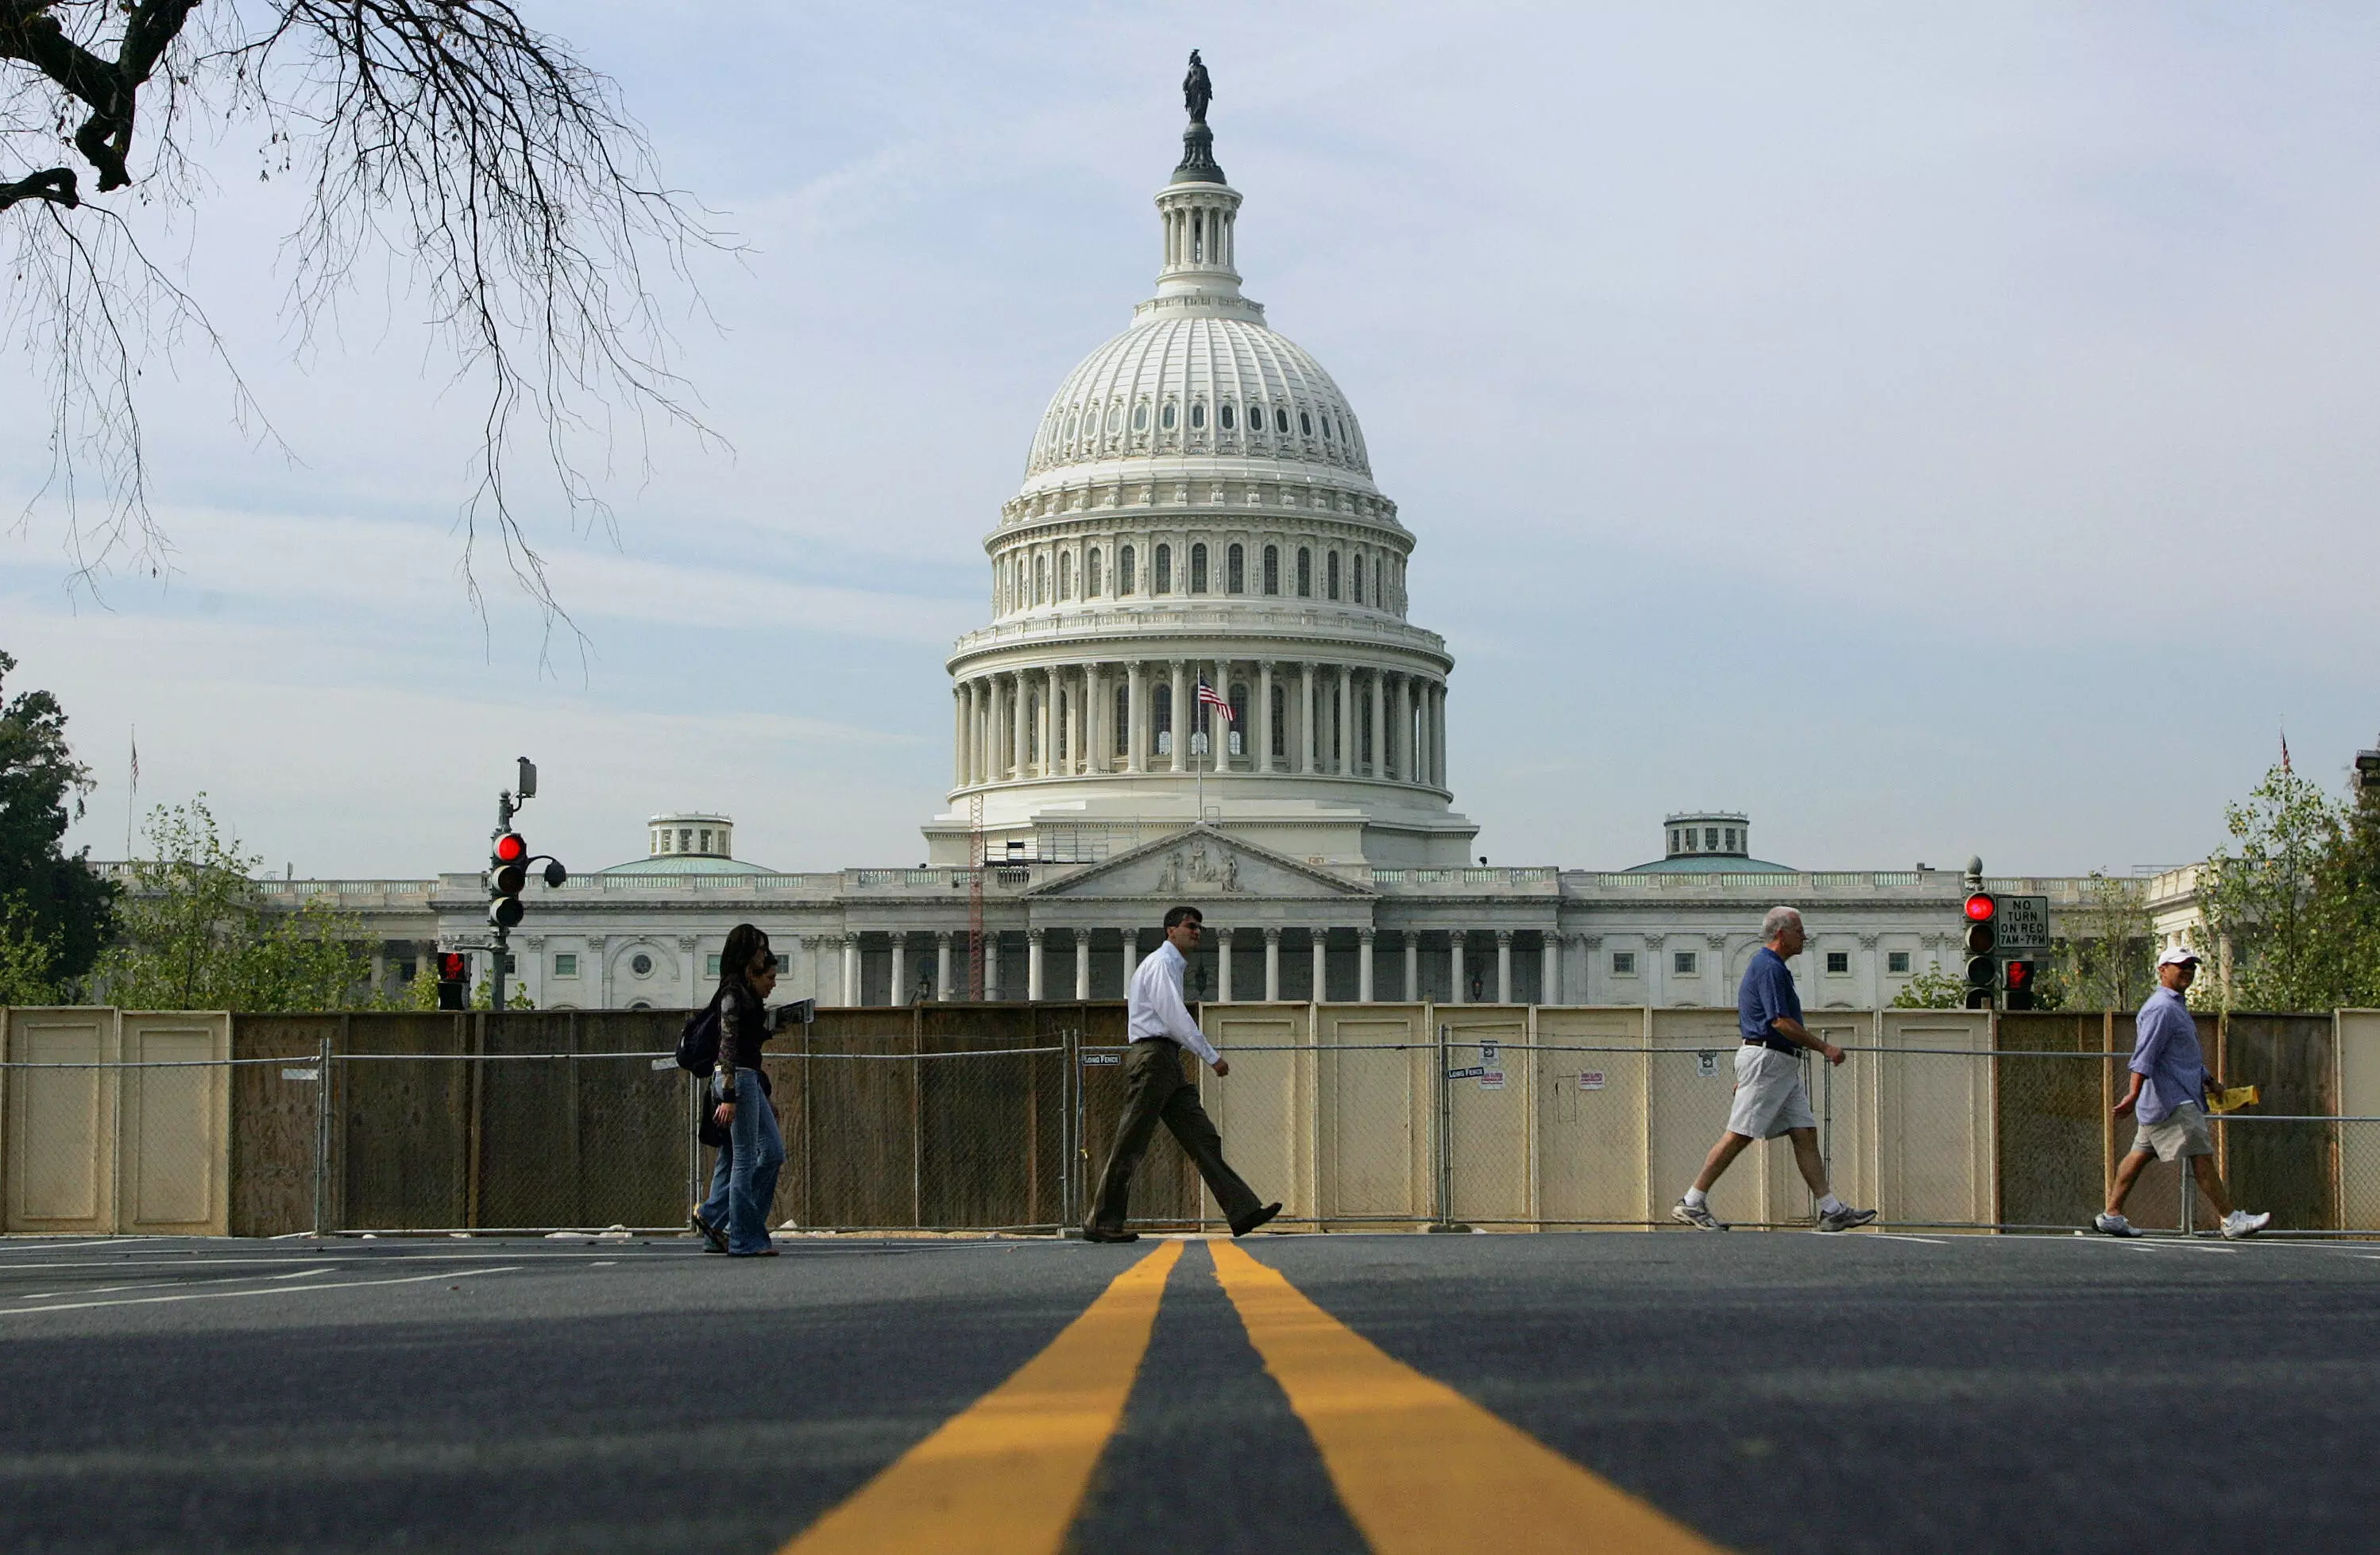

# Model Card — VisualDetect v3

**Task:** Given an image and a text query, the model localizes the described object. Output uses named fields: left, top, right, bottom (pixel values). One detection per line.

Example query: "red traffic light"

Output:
left=1963, top=892, right=1997, bottom=923
left=493, top=832, right=527, bottom=864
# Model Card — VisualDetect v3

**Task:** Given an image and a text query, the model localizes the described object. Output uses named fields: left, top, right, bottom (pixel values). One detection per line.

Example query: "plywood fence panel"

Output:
left=337, top=1013, right=470, bottom=1230
left=1532, top=1008, right=1652, bottom=1225
left=1439, top=1007, right=1532, bottom=1224
left=2339, top=1011, right=2380, bottom=1231
left=118, top=1013, right=230, bottom=1235
left=1205, top=1005, right=1311, bottom=1225
left=1648, top=1009, right=1771, bottom=1226
left=1316, top=1005, right=1428, bottom=1224
left=230, top=1015, right=338, bottom=1237
left=1994, top=1013, right=2113, bottom=1230
left=2221, top=1013, right=2336, bottom=1232
left=1877, top=1010, right=1994, bottom=1227
left=1791, top=1012, right=1872, bottom=1228
left=5, top=1008, right=114, bottom=1233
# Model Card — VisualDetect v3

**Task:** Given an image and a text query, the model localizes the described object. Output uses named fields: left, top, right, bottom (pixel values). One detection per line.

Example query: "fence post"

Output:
left=311, top=1033, right=333, bottom=1237
left=1431, top=1020, right=1455, bottom=1231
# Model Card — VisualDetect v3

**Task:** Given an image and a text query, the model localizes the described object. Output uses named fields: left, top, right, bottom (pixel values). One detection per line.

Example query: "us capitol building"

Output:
left=276, top=75, right=2176, bottom=1010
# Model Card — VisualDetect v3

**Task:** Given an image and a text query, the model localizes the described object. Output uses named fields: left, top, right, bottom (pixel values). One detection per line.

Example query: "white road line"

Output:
left=0, top=1252, right=659, bottom=1273
left=1853, top=1233, right=1951, bottom=1245
left=0, top=1264, right=522, bottom=1317
left=269, top=1267, right=331, bottom=1280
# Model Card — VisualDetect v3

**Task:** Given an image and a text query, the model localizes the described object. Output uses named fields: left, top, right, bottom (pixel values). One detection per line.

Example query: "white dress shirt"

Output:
left=1127, top=940, right=1221, bottom=1066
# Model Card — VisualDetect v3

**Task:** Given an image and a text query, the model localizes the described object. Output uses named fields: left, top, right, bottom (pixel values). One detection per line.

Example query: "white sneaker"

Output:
left=1815, top=1204, right=1878, bottom=1233
left=1671, top=1198, right=1727, bottom=1231
left=2093, top=1213, right=2142, bottom=1238
left=2221, top=1210, right=2270, bottom=1240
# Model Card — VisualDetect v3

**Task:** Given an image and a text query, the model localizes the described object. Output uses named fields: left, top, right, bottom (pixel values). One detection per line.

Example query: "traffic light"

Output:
left=489, top=831, right=529, bottom=928
left=1962, top=890, right=1998, bottom=1009
left=2003, top=959, right=2037, bottom=1011
left=435, top=951, right=469, bottom=1011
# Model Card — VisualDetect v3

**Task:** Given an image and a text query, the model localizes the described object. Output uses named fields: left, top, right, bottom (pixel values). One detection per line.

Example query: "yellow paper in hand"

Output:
left=2209, top=1085, right=2260, bottom=1115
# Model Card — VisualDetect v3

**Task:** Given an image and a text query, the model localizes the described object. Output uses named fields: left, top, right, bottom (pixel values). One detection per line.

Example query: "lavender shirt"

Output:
left=2130, top=986, right=2208, bottom=1125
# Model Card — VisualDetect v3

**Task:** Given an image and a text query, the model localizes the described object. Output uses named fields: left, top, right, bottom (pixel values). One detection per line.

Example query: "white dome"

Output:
left=1024, top=314, right=1374, bottom=484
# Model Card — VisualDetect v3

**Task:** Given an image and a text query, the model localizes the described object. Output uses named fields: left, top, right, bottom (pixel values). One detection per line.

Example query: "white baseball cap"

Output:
left=2157, top=946, right=2201, bottom=967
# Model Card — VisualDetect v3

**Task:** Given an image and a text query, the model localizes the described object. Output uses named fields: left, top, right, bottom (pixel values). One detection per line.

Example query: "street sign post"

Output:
left=1996, top=895, right=2050, bottom=955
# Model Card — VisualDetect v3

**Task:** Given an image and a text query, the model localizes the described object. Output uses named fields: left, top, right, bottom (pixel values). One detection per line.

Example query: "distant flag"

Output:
left=2281, top=730, right=2292, bottom=772
left=1196, top=681, right=1234, bottom=722
left=126, top=727, right=139, bottom=857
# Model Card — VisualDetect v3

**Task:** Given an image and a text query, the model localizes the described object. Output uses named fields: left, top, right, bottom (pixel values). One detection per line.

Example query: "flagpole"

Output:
left=126, top=725, right=137, bottom=858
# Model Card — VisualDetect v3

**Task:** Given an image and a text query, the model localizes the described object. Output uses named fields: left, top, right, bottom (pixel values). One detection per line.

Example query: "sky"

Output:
left=6, top=2, right=2378, bottom=880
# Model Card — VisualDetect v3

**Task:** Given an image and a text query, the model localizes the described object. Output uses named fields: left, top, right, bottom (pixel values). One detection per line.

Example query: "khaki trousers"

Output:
left=1088, top=1038, right=1262, bottom=1233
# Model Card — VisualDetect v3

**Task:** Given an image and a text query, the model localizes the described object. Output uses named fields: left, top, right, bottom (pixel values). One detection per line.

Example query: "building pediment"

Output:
left=1030, top=827, right=1372, bottom=901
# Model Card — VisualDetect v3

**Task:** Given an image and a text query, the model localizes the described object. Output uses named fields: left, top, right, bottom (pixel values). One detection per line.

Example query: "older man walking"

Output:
left=2096, top=947, right=2270, bottom=1239
left=1082, top=905, right=1281, bottom=1244
left=1673, top=906, right=1876, bottom=1232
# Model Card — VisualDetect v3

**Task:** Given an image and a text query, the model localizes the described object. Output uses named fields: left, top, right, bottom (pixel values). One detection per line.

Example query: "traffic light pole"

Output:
left=490, top=787, right=516, bottom=1013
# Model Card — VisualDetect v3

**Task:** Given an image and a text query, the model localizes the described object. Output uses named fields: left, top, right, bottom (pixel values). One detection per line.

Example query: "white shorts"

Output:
left=1726, top=1044, right=1818, bottom=1140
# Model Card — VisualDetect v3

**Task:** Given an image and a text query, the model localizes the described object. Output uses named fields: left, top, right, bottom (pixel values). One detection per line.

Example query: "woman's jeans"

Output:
left=699, top=1069, right=785, bottom=1254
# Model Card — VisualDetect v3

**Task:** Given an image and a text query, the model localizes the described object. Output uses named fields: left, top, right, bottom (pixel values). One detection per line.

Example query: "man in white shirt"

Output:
left=1084, top=905, right=1281, bottom=1244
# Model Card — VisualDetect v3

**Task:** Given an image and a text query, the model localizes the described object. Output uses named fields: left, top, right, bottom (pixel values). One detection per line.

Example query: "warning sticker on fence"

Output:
left=1580, top=1071, right=1605, bottom=1091
left=1479, top=1070, right=1505, bottom=1091
left=1697, top=1051, right=1721, bottom=1078
left=649, top=1057, right=678, bottom=1072
left=281, top=1067, right=319, bottom=1082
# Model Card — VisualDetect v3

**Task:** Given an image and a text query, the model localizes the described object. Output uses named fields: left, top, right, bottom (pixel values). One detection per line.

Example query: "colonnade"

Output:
left=806, top=925, right=1559, bottom=1008
left=952, top=658, right=1447, bottom=789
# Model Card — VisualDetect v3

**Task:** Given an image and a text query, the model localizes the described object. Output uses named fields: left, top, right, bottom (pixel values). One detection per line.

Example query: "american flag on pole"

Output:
left=1196, top=681, right=1234, bottom=722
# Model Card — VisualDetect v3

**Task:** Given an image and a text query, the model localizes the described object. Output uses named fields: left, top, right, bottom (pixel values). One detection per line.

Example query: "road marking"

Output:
left=0, top=1264, right=522, bottom=1316
left=269, top=1267, right=332, bottom=1280
left=1208, top=1241, right=1727, bottom=1554
left=1850, top=1233, right=1949, bottom=1245
left=779, top=1238, right=1182, bottom=1555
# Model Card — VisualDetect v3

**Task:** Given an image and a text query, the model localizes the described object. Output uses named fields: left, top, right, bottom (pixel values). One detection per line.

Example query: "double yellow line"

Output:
left=782, top=1239, right=1725, bottom=1554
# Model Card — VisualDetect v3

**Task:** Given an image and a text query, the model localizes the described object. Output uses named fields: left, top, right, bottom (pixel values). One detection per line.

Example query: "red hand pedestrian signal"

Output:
left=435, top=951, right=469, bottom=1010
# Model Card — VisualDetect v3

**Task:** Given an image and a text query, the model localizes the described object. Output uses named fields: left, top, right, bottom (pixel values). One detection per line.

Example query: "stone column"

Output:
left=1645, top=934, right=1667, bottom=1006
left=952, top=686, right=968, bottom=788
left=1403, top=933, right=1420, bottom=1003
left=1026, top=927, right=1046, bottom=1001
left=370, top=943, right=388, bottom=998
left=1311, top=928, right=1330, bottom=1005
left=988, top=675, right=1006, bottom=781
left=1496, top=928, right=1514, bottom=1005
left=1298, top=662, right=1316, bottom=774
left=1335, top=666, right=1351, bottom=773
left=1068, top=668, right=1086, bottom=774
left=583, top=936, right=606, bottom=1007
left=1264, top=927, right=1281, bottom=1001
left=1076, top=928, right=1093, bottom=1001
left=1449, top=932, right=1466, bottom=1005
left=1393, top=674, right=1412, bottom=781
left=1358, top=928, right=1375, bottom=1003
left=1126, top=662, right=1146, bottom=774
left=1217, top=928, right=1234, bottom=1001
left=1084, top=664, right=1104, bottom=774
left=1369, top=670, right=1385, bottom=778
left=1541, top=934, right=1560, bottom=1005
left=1858, top=932, right=1880, bottom=1009
left=1010, top=674, right=1030, bottom=782
left=1258, top=660, right=1274, bottom=773
left=1432, top=681, right=1448, bottom=788
left=1169, top=659, right=1189, bottom=772
left=889, top=933, right=908, bottom=1007
left=935, top=932, right=953, bottom=1001
left=842, top=932, right=860, bottom=1007
left=1122, top=927, right=1141, bottom=990
left=983, top=930, right=1001, bottom=1001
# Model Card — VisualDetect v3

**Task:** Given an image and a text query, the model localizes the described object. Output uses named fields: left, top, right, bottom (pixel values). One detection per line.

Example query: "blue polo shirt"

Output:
left=1739, top=946, right=1802, bottom=1050
left=2131, top=986, right=2208, bottom=1125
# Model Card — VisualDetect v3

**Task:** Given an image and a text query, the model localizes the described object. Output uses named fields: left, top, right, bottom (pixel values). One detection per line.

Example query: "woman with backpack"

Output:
left=691, top=924, right=786, bottom=1256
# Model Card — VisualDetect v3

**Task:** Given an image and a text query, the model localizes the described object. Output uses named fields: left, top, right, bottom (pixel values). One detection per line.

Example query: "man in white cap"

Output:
left=2096, top=946, right=2270, bottom=1238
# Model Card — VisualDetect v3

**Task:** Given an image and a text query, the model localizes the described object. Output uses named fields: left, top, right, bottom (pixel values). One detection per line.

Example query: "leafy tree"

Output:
left=2195, top=758, right=2380, bottom=1011
left=94, top=795, right=373, bottom=1010
left=0, top=648, right=115, bottom=993
left=0, top=892, right=62, bottom=1002
left=1891, top=966, right=1968, bottom=1009
left=2056, top=873, right=2156, bottom=1011
left=4, top=1, right=722, bottom=614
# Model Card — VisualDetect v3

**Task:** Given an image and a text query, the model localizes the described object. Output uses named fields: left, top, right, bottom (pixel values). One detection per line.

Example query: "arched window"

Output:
left=1219, top=403, right=1235, bottom=431
left=1299, top=410, right=1313, bottom=436
left=1161, top=403, right=1176, bottom=430
left=1269, top=685, right=1287, bottom=756
left=1036, top=554, right=1049, bottom=604
left=1086, top=547, right=1103, bottom=597
left=1153, top=682, right=1173, bottom=754
left=1351, top=554, right=1364, bottom=604
left=1322, top=415, right=1334, bottom=440
left=1326, top=550, right=1341, bottom=601
left=1190, top=402, right=1206, bottom=430
left=1227, top=542, right=1245, bottom=594
left=1058, top=551, right=1073, bottom=600
left=1228, top=683, right=1250, bottom=757
left=1065, top=411, right=1079, bottom=439
left=1277, top=407, right=1291, bottom=433
left=1028, top=693, right=1041, bottom=762
left=1189, top=542, right=1208, bottom=593
left=1114, top=684, right=1130, bottom=756
left=1154, top=543, right=1173, bottom=594
left=1132, top=403, right=1148, bottom=431
left=1119, top=544, right=1137, bottom=594
left=1296, top=546, right=1312, bottom=598
left=1105, top=404, right=1121, bottom=434
left=1056, top=690, right=1069, bottom=762
left=1262, top=544, right=1280, bottom=595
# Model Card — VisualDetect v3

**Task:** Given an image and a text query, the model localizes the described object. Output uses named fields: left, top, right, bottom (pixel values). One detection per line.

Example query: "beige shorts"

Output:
left=2131, top=1102, right=2213, bottom=1162
left=1727, top=1044, right=1818, bottom=1140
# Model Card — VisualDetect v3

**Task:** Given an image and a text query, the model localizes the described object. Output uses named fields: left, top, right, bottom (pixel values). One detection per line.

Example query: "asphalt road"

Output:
left=1, top=1228, right=2375, bottom=1553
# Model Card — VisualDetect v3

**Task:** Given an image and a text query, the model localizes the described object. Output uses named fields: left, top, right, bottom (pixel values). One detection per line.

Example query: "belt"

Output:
left=1742, top=1037, right=1798, bottom=1055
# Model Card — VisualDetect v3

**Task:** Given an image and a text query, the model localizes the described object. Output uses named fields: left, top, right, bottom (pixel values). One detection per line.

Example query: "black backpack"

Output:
left=676, top=994, right=724, bottom=1076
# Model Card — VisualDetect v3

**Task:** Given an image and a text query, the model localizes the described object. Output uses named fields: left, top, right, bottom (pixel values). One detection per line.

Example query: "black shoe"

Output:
left=1081, top=1225, right=1140, bottom=1244
left=1231, top=1203, right=1282, bottom=1237
left=690, top=1211, right=728, bottom=1254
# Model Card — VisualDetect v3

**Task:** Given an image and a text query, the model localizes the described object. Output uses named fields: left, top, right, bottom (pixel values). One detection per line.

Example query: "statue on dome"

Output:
left=1184, top=50, right=1213, bottom=124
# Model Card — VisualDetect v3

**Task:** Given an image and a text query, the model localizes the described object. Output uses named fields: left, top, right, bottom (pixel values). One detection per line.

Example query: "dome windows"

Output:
left=1161, top=402, right=1177, bottom=430
left=1326, top=550, right=1341, bottom=601
left=1276, top=407, right=1291, bottom=434
left=1058, top=551, right=1074, bottom=600
left=1189, top=542, right=1208, bottom=594
left=1189, top=402, right=1206, bottom=430
left=1035, top=554, right=1049, bottom=605
left=1086, top=547, right=1103, bottom=597
left=1351, top=554, right=1365, bottom=605
left=1132, top=403, right=1148, bottom=432
left=1119, top=544, right=1137, bottom=594
left=1296, top=546, right=1312, bottom=598
left=1219, top=403, right=1235, bottom=432
left=1105, top=404, right=1122, bottom=434
left=1154, top=542, right=1173, bottom=594
left=1227, top=542, right=1245, bottom=594
left=1299, top=411, right=1313, bottom=437
left=1321, top=414, right=1335, bottom=440
left=1064, top=411, right=1080, bottom=441
left=1262, top=544, right=1280, bottom=596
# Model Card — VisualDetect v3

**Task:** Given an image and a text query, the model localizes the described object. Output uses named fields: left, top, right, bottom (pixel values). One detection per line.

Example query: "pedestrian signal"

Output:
left=1961, top=891, right=1997, bottom=1009
left=2003, top=958, right=2037, bottom=1011
left=435, top=951, right=469, bottom=1011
